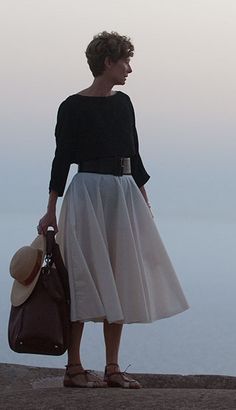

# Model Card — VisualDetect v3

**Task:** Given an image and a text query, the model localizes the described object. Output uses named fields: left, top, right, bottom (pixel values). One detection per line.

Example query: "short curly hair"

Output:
left=85, top=31, right=134, bottom=77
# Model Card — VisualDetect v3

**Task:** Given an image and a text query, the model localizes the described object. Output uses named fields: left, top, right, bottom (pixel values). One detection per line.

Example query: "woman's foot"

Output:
left=104, top=363, right=142, bottom=389
left=64, top=364, right=107, bottom=388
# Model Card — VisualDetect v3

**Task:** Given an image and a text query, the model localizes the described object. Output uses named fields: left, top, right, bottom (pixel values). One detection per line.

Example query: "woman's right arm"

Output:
left=37, top=190, right=58, bottom=235
left=38, top=99, right=72, bottom=235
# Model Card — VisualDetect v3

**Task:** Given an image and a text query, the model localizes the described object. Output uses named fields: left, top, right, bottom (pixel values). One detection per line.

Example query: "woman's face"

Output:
left=106, top=57, right=132, bottom=85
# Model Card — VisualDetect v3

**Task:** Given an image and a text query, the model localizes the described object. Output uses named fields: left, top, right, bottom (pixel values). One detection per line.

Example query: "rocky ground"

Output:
left=1, top=363, right=236, bottom=409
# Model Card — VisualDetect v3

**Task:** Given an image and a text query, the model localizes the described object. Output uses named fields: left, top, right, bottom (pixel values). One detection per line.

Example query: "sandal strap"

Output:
left=64, top=369, right=107, bottom=388
left=105, top=363, right=119, bottom=374
left=67, top=368, right=102, bottom=378
left=106, top=371, right=137, bottom=382
left=65, top=364, right=86, bottom=377
left=105, top=370, right=121, bottom=377
left=104, top=371, right=140, bottom=388
left=66, top=369, right=87, bottom=377
left=66, top=363, right=83, bottom=369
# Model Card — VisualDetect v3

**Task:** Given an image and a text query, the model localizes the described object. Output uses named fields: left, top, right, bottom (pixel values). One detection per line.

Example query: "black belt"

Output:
left=79, top=157, right=131, bottom=176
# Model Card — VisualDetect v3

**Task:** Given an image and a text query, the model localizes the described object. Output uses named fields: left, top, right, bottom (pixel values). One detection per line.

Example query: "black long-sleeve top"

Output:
left=49, top=91, right=150, bottom=196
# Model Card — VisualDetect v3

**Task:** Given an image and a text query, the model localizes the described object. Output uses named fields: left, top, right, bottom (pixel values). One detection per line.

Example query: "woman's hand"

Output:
left=139, top=185, right=154, bottom=218
left=37, top=211, right=58, bottom=235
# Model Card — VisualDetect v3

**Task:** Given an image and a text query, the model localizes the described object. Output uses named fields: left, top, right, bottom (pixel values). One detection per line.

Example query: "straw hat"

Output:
left=9, top=235, right=46, bottom=307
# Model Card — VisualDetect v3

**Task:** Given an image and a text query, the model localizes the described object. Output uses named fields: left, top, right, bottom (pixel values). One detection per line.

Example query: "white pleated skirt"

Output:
left=56, top=172, right=189, bottom=324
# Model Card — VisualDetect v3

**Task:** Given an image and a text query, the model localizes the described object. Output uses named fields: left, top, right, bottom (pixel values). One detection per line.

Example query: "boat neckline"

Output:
left=75, top=91, right=120, bottom=98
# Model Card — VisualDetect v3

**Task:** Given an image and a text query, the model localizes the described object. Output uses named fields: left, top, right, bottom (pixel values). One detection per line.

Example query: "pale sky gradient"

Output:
left=1, top=0, right=236, bottom=219
left=1, top=0, right=236, bottom=375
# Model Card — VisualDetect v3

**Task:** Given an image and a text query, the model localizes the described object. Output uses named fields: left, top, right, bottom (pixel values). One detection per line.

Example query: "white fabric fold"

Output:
left=57, top=173, right=189, bottom=323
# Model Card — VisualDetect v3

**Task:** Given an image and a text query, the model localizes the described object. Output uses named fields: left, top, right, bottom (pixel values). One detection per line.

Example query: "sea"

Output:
left=1, top=212, right=236, bottom=376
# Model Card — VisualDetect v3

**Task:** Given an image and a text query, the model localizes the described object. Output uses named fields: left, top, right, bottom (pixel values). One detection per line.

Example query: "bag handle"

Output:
left=45, top=227, right=55, bottom=267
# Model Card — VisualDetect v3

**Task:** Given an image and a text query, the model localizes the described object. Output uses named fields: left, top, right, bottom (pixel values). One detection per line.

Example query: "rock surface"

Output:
left=1, top=363, right=236, bottom=409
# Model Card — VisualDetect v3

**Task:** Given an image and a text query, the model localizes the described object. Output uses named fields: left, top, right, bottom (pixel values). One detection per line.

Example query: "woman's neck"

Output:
left=79, top=77, right=115, bottom=97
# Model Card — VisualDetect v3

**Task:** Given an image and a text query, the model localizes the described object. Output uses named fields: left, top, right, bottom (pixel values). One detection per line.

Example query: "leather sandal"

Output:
left=64, top=364, right=108, bottom=388
left=104, top=363, right=142, bottom=389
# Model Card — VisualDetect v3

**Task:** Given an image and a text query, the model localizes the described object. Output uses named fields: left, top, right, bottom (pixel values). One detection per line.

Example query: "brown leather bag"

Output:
left=8, top=230, right=70, bottom=355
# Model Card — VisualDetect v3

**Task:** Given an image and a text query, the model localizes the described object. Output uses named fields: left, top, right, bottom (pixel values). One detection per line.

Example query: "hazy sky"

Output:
left=1, top=0, right=236, bottom=219
left=2, top=1, right=236, bottom=374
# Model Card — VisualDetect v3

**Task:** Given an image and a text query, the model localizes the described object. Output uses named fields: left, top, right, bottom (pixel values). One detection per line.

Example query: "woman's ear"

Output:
left=104, top=57, right=113, bottom=70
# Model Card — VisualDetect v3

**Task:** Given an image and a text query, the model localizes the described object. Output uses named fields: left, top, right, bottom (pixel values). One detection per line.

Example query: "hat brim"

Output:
left=10, top=235, right=46, bottom=307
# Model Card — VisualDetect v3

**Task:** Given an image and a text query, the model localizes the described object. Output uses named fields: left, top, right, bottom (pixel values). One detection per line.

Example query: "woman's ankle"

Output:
left=66, top=362, right=84, bottom=370
left=105, top=363, right=120, bottom=374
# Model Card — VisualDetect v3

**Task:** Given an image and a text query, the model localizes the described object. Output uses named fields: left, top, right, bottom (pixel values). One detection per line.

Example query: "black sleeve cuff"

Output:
left=131, top=153, right=150, bottom=188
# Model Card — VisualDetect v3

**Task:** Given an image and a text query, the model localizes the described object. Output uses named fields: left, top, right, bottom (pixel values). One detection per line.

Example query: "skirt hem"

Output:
left=70, top=305, right=189, bottom=324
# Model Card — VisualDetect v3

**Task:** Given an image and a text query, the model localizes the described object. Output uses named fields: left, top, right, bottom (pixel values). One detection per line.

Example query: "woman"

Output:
left=38, top=31, right=189, bottom=389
